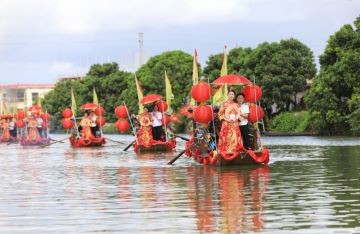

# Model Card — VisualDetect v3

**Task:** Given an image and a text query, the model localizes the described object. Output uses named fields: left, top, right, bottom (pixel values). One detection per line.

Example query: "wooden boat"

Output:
left=133, top=138, right=176, bottom=153
left=20, top=137, right=50, bottom=146
left=184, top=127, right=269, bottom=166
left=0, top=136, right=18, bottom=143
left=69, top=135, right=106, bottom=148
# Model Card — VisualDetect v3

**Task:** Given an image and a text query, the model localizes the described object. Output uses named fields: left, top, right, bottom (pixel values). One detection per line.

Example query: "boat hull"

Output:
left=185, top=139, right=269, bottom=166
left=134, top=139, right=176, bottom=153
left=20, top=138, right=50, bottom=146
left=69, top=136, right=106, bottom=147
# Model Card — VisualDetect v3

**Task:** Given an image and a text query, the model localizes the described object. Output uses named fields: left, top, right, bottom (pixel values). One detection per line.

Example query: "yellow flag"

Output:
left=93, top=87, right=99, bottom=105
left=135, top=74, right=144, bottom=113
left=2, top=103, right=9, bottom=114
left=71, top=87, right=77, bottom=116
left=213, top=45, right=228, bottom=105
left=190, top=49, right=199, bottom=106
left=165, top=70, right=173, bottom=113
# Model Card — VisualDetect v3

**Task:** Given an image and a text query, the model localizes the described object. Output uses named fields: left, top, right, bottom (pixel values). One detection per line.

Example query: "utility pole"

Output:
left=139, top=32, right=144, bottom=67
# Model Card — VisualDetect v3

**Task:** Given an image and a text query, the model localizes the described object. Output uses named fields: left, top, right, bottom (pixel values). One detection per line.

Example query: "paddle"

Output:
left=167, top=149, right=186, bottom=165
left=123, top=140, right=136, bottom=151
left=173, top=134, right=189, bottom=141
left=40, top=137, right=69, bottom=148
left=50, top=138, right=65, bottom=143
left=105, top=137, right=124, bottom=145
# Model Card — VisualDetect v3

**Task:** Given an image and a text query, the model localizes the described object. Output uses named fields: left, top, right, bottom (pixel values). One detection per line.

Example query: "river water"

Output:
left=0, top=135, right=359, bottom=233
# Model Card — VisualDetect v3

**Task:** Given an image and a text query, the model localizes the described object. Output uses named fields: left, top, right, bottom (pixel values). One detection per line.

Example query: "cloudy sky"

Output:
left=0, top=0, right=359, bottom=84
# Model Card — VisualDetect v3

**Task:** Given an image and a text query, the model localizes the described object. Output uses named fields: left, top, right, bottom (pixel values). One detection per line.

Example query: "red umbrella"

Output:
left=80, top=103, right=97, bottom=110
left=213, top=74, right=252, bottom=85
left=139, top=94, right=162, bottom=105
left=28, top=105, right=42, bottom=113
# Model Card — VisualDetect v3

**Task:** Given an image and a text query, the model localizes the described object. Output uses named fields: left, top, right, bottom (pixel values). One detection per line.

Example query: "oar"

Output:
left=167, top=149, right=186, bottom=165
left=123, top=140, right=136, bottom=151
left=105, top=137, right=124, bottom=145
left=173, top=134, right=189, bottom=141
left=40, top=137, right=69, bottom=148
left=50, top=138, right=65, bottom=143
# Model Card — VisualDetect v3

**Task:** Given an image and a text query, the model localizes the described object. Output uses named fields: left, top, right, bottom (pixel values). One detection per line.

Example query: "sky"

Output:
left=0, top=0, right=359, bottom=84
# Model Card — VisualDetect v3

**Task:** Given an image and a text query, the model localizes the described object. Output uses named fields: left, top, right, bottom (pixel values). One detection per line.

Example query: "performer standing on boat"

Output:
left=218, top=90, right=243, bottom=154
left=236, top=93, right=251, bottom=150
left=28, top=115, right=41, bottom=141
left=89, top=111, right=99, bottom=137
left=36, top=115, right=43, bottom=138
left=79, top=112, right=92, bottom=140
left=137, top=107, right=153, bottom=147
left=9, top=118, right=17, bottom=138
left=151, top=105, right=163, bottom=141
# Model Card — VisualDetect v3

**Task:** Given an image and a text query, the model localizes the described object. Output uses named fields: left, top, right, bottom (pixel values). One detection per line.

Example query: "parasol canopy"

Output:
left=213, top=74, right=252, bottom=86
left=139, top=94, right=162, bottom=105
left=28, top=105, right=42, bottom=113
left=80, top=103, right=97, bottom=110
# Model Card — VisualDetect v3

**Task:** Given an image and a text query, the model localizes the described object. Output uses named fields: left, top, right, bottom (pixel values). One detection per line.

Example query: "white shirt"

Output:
left=239, top=104, right=249, bottom=126
left=9, top=121, right=15, bottom=130
left=36, top=117, right=43, bottom=128
left=151, top=111, right=162, bottom=127
left=90, top=115, right=97, bottom=127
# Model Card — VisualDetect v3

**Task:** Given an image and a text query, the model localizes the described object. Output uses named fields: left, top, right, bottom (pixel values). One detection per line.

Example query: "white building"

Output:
left=0, top=83, right=54, bottom=114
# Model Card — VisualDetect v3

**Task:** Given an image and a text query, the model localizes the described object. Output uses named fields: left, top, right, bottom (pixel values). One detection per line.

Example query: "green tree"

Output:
left=305, top=17, right=360, bottom=135
left=134, top=50, right=194, bottom=111
left=247, top=39, right=316, bottom=112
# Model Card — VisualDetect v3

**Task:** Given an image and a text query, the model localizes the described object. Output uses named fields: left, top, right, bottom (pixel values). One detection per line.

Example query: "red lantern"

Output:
left=15, top=110, right=26, bottom=120
left=242, top=85, right=263, bottom=103
left=115, top=119, right=130, bottom=132
left=193, top=105, right=213, bottom=124
left=61, top=118, right=73, bottom=129
left=115, top=105, right=128, bottom=119
left=62, top=108, right=73, bottom=118
left=96, top=116, right=106, bottom=126
left=191, top=82, right=212, bottom=102
left=248, top=105, right=264, bottom=123
left=94, top=106, right=105, bottom=116
left=157, top=101, right=168, bottom=112
left=40, top=113, right=51, bottom=121
left=162, top=115, right=171, bottom=125
left=16, top=119, right=26, bottom=128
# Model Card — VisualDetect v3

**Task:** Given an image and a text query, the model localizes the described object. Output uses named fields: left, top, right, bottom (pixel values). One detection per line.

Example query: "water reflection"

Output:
left=184, top=166, right=270, bottom=233
left=0, top=136, right=359, bottom=233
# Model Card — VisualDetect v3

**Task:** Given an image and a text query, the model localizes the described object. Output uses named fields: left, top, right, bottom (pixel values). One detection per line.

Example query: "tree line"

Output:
left=43, top=17, right=360, bottom=136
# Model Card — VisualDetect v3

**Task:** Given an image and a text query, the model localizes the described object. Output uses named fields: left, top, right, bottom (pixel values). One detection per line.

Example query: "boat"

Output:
left=61, top=88, right=107, bottom=148
left=0, top=135, right=17, bottom=143
left=69, top=135, right=106, bottom=147
left=184, top=125, right=269, bottom=166
left=133, top=138, right=176, bottom=153
left=20, top=137, right=50, bottom=146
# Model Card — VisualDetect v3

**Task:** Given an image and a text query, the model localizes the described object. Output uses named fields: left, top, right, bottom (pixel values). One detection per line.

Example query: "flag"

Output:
left=192, top=49, right=199, bottom=85
left=213, top=45, right=228, bottom=105
left=190, top=49, right=199, bottom=106
left=93, top=87, right=99, bottom=105
left=165, top=70, right=173, bottom=113
left=135, top=74, right=144, bottom=113
left=71, top=87, right=77, bottom=116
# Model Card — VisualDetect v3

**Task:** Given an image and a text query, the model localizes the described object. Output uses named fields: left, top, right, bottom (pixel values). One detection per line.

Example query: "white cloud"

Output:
left=1, top=0, right=358, bottom=39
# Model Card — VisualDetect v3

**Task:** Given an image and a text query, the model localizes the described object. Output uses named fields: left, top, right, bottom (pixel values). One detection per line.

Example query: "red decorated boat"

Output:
left=20, top=137, right=50, bottom=146
left=182, top=68, right=270, bottom=166
left=133, top=138, right=176, bottom=153
left=69, top=135, right=106, bottom=147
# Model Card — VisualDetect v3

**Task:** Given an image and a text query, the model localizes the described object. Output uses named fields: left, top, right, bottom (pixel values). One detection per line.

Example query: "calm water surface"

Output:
left=0, top=135, right=359, bottom=233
